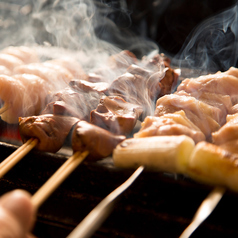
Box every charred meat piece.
[90,96,143,135]
[72,121,126,161]
[42,86,103,121]
[19,114,80,153]
[108,53,179,119]
[107,50,137,69]
[142,53,180,96]
[108,72,158,119]
[69,79,109,95]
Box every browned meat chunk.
[42,86,102,121]
[69,79,109,95]
[142,53,179,96]
[108,72,159,119]
[108,53,179,119]
[19,114,80,153]
[72,121,126,161]
[108,50,137,69]
[90,96,143,135]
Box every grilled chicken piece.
[1,46,39,64]
[212,113,238,145]
[177,70,238,105]
[72,121,126,161]
[44,58,88,80]
[176,90,232,121]
[0,74,49,124]
[0,65,11,75]
[90,96,143,135]
[0,53,23,72]
[134,111,205,143]
[155,94,221,138]
[14,63,73,89]
[19,114,80,153]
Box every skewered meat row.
[152,67,238,141]
[0,47,87,124]
[18,114,126,160]
[0,46,178,132]
[113,66,238,192]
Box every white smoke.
[172,2,238,76]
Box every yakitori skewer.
[67,165,144,238]
[0,104,10,115]
[0,114,81,178]
[31,120,125,209]
[0,116,125,210]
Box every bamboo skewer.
[0,103,10,115]
[0,138,38,178]
[179,186,226,238]
[31,150,89,210]
[67,165,144,238]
